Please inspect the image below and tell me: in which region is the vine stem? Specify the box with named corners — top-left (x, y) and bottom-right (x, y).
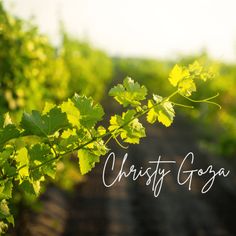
top-left (0, 90), bottom-right (179, 182)
top-left (172, 102), bottom-right (194, 109)
top-left (179, 93), bottom-right (221, 109)
top-left (0, 89), bottom-right (218, 182)
top-left (166, 90), bottom-right (179, 101)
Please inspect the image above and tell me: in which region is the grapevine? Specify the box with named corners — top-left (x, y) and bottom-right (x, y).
top-left (0, 61), bottom-right (219, 233)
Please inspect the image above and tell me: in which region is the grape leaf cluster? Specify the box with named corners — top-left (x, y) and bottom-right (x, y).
top-left (0, 61), bottom-right (216, 233)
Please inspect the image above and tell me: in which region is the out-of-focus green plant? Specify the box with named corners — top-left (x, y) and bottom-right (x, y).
top-left (0, 2), bottom-right (70, 114)
top-left (62, 32), bottom-right (113, 101)
top-left (0, 3), bottom-right (113, 116)
top-left (114, 58), bottom-right (172, 95)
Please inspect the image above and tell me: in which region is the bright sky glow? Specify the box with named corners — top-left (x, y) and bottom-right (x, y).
top-left (4, 0), bottom-right (236, 62)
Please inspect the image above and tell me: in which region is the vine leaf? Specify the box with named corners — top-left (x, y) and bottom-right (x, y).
top-left (42, 102), bottom-right (56, 115)
top-left (178, 78), bottom-right (196, 97)
top-left (15, 147), bottom-right (29, 178)
top-left (21, 107), bottom-right (70, 137)
top-left (109, 110), bottom-right (146, 144)
top-left (0, 200), bottom-right (10, 218)
top-left (29, 144), bottom-right (51, 164)
top-left (20, 180), bottom-right (40, 196)
top-left (29, 143), bottom-right (56, 179)
top-left (168, 64), bottom-right (197, 97)
top-left (0, 180), bottom-right (13, 200)
top-left (1, 163), bottom-right (16, 179)
top-left (0, 125), bottom-right (20, 148)
top-left (0, 62), bottom-right (219, 233)
top-left (72, 94), bottom-right (104, 128)
top-left (0, 199), bottom-right (14, 228)
top-left (109, 77), bottom-right (147, 107)
top-left (168, 65), bottom-right (189, 87)
top-left (189, 61), bottom-right (203, 75)
top-left (147, 100), bottom-right (175, 127)
top-left (77, 149), bottom-right (100, 175)
top-left (60, 99), bottom-right (80, 128)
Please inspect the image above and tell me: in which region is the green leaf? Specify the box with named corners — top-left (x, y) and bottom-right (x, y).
top-left (2, 113), bottom-right (13, 127)
top-left (15, 147), bottom-right (29, 178)
top-left (109, 110), bottom-right (146, 144)
top-left (153, 94), bottom-right (163, 103)
top-left (29, 144), bottom-right (56, 179)
top-left (60, 99), bottom-right (80, 128)
top-left (108, 110), bottom-right (135, 133)
top-left (21, 107), bottom-right (70, 137)
top-left (188, 61), bottom-right (202, 75)
top-left (42, 102), bottom-right (56, 114)
top-left (109, 77), bottom-right (147, 107)
top-left (147, 100), bottom-right (175, 127)
top-left (147, 100), bottom-right (158, 124)
top-left (0, 221), bottom-right (8, 234)
top-left (199, 70), bottom-right (215, 81)
top-left (0, 180), bottom-right (13, 200)
top-left (59, 129), bottom-right (79, 152)
top-left (0, 200), bottom-right (13, 226)
top-left (121, 119), bottom-right (146, 144)
top-left (178, 78), bottom-right (196, 97)
top-left (0, 200), bottom-right (10, 218)
top-left (97, 126), bottom-right (106, 136)
top-left (6, 214), bottom-right (14, 225)
top-left (0, 115), bottom-right (4, 129)
top-left (42, 163), bottom-right (56, 179)
top-left (0, 125), bottom-right (20, 148)
top-left (0, 148), bottom-right (13, 166)
top-left (157, 101), bottom-right (175, 127)
top-left (86, 139), bottom-right (108, 156)
top-left (1, 162), bottom-right (16, 178)
top-left (72, 94), bottom-right (104, 128)
top-left (29, 143), bottom-right (51, 164)
top-left (168, 65), bottom-right (189, 87)
top-left (20, 180), bottom-right (40, 196)
top-left (77, 149), bottom-right (100, 175)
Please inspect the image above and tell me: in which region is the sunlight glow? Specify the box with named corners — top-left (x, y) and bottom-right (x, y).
top-left (4, 0), bottom-right (236, 62)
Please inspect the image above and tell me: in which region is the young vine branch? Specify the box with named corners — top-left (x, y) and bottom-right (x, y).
top-left (0, 61), bottom-right (219, 233)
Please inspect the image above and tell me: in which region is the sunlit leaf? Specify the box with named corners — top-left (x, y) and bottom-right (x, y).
top-left (168, 64), bottom-right (189, 87)
top-left (21, 107), bottom-right (70, 137)
top-left (109, 77), bottom-right (147, 107)
top-left (72, 94), bottom-right (104, 128)
top-left (77, 149), bottom-right (100, 175)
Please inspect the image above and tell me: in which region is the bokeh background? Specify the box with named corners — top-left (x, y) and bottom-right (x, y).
top-left (1, 0), bottom-right (236, 235)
